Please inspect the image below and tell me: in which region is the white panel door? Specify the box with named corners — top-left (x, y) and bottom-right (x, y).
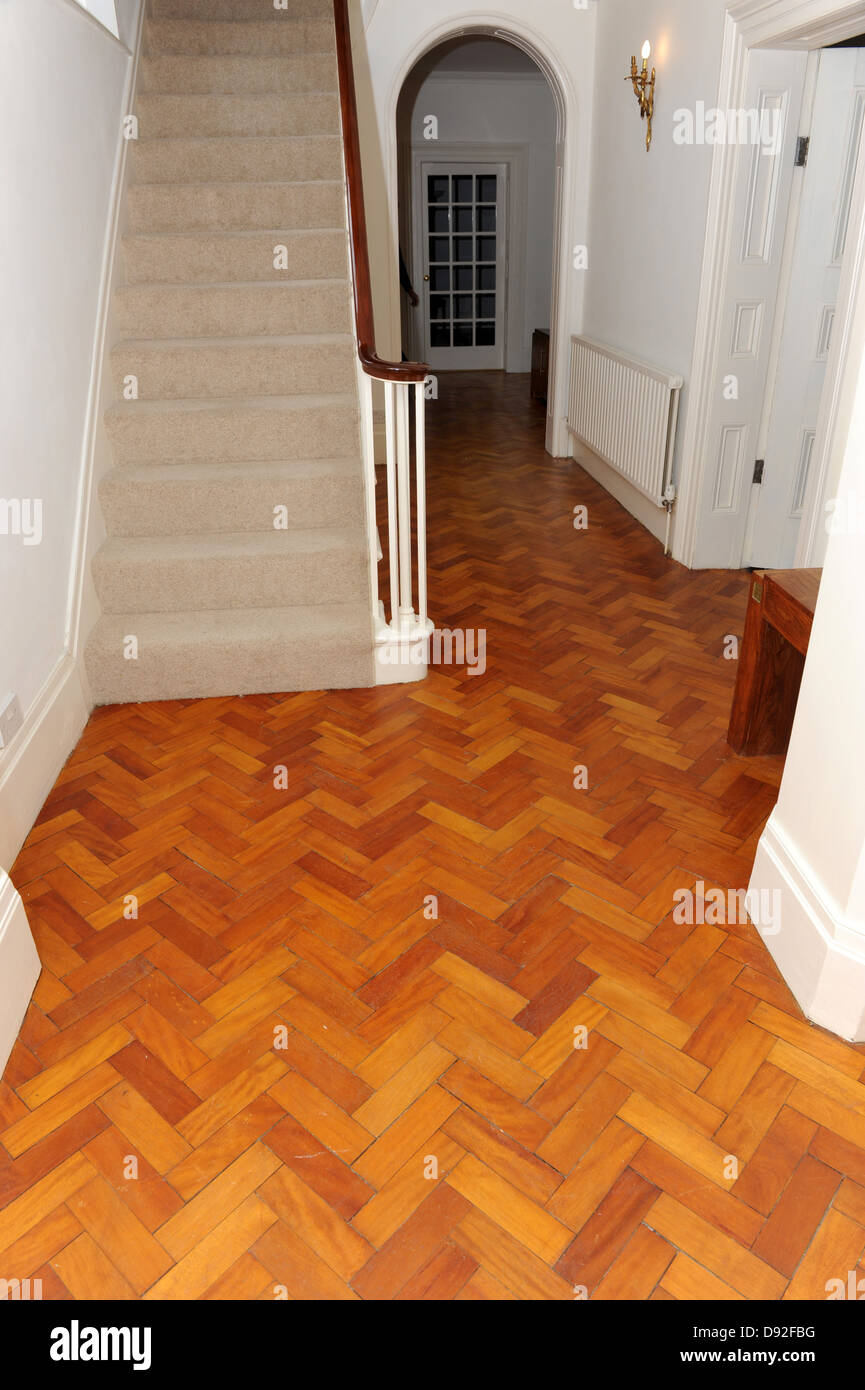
top-left (693, 50), bottom-right (808, 568)
top-left (418, 162), bottom-right (508, 371)
top-left (748, 51), bottom-right (865, 568)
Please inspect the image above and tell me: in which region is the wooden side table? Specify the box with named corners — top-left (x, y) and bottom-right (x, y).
top-left (727, 568), bottom-right (821, 756)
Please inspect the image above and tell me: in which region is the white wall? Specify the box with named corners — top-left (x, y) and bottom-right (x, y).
top-left (404, 70), bottom-right (557, 372)
top-left (749, 251), bottom-right (865, 1035)
top-left (0, 0), bottom-right (141, 870)
top-left (580, 0), bottom-right (729, 545)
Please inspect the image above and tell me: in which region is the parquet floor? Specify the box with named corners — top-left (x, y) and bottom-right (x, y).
top-left (5, 371), bottom-right (865, 1302)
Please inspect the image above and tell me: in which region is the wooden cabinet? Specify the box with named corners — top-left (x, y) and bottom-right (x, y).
top-left (727, 568), bottom-right (821, 756)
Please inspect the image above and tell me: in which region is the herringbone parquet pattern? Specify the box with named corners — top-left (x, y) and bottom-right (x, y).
top-left (4, 372), bottom-right (865, 1301)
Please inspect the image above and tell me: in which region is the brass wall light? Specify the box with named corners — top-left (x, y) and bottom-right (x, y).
top-left (627, 41), bottom-right (655, 152)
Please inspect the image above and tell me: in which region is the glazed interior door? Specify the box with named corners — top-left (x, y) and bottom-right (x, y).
top-left (748, 50), bottom-right (865, 568)
top-left (420, 162), bottom-right (507, 371)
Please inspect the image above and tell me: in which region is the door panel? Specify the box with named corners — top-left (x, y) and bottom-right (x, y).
top-left (419, 162), bottom-right (507, 370)
top-left (693, 50), bottom-right (808, 568)
top-left (749, 51), bottom-right (865, 568)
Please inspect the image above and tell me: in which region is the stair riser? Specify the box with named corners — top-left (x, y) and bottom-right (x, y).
top-left (93, 549), bottom-right (368, 613)
top-left (117, 283), bottom-right (352, 338)
top-left (122, 232), bottom-right (346, 284)
top-left (146, 19), bottom-right (334, 55)
top-left (139, 55), bottom-right (337, 94)
top-left (99, 472), bottom-right (364, 536)
top-left (130, 136), bottom-right (341, 185)
top-left (150, 0), bottom-right (333, 18)
top-left (111, 342), bottom-right (355, 400)
top-left (86, 639), bottom-right (372, 705)
top-left (105, 404), bottom-right (358, 464)
top-left (128, 182), bottom-right (344, 234)
top-left (135, 93), bottom-right (339, 139)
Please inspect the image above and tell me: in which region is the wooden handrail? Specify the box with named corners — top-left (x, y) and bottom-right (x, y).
top-left (333, 0), bottom-right (429, 384)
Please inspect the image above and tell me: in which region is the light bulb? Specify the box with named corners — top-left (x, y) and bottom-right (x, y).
top-left (642, 40), bottom-right (651, 61)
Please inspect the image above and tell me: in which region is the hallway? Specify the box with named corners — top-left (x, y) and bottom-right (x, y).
top-left (3, 371), bottom-right (864, 1301)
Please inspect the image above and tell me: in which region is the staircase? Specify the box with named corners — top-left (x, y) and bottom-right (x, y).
top-left (84, 0), bottom-right (376, 704)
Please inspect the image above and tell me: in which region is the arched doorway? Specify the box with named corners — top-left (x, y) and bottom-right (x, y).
top-left (385, 20), bottom-right (578, 458)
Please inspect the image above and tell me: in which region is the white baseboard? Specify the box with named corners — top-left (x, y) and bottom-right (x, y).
top-left (0, 874), bottom-right (41, 1079)
top-left (0, 654), bottom-right (90, 871)
top-left (750, 812), bottom-right (865, 1042)
top-left (570, 436), bottom-right (669, 548)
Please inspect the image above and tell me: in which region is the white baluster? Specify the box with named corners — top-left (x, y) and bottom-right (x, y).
top-left (414, 381), bottom-right (428, 632)
top-left (358, 371), bottom-right (380, 624)
top-left (383, 381), bottom-right (400, 628)
top-left (396, 385), bottom-right (413, 628)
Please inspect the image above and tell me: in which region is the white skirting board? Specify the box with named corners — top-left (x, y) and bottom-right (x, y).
top-left (750, 811), bottom-right (865, 1042)
top-left (0, 874), bottom-right (41, 1078)
top-left (0, 654), bottom-right (90, 871)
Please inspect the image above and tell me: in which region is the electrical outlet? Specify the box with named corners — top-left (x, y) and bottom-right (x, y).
top-left (0, 694), bottom-right (24, 750)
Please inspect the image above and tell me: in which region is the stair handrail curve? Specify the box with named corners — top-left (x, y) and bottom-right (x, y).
top-left (332, 0), bottom-right (428, 384)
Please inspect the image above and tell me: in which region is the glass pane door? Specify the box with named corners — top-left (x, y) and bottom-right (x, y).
top-left (420, 163), bottom-right (507, 371)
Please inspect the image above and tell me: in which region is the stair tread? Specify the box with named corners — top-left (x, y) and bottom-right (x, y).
top-left (123, 227), bottom-right (344, 239)
top-left (103, 458), bottom-right (361, 480)
top-left (106, 393), bottom-right (355, 415)
top-left (118, 277), bottom-right (348, 289)
top-left (132, 134), bottom-right (340, 145)
top-left (129, 178), bottom-right (342, 189)
top-left (113, 333), bottom-right (353, 350)
top-left (91, 604), bottom-right (371, 639)
top-left (97, 529), bottom-right (365, 557)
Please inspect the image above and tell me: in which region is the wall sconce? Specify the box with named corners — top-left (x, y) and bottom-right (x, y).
top-left (627, 40), bottom-right (655, 152)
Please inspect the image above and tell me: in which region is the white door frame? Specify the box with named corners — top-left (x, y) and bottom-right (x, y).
top-left (385, 14), bottom-right (581, 457)
top-left (675, 0), bottom-right (865, 568)
top-left (410, 142), bottom-right (529, 375)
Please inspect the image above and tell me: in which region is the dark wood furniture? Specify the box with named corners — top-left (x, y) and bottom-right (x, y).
top-left (531, 330), bottom-right (550, 402)
top-left (727, 568), bottom-right (821, 756)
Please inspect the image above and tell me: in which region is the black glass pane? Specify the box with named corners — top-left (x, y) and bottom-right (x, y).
top-left (431, 323), bottom-right (451, 347)
top-left (477, 175), bottom-right (497, 202)
top-left (429, 237), bottom-right (449, 263)
top-left (454, 267), bottom-right (473, 291)
top-left (475, 322), bottom-right (495, 346)
top-left (453, 323), bottom-right (473, 347)
top-left (453, 175), bottom-right (473, 203)
top-left (477, 237), bottom-right (496, 262)
top-left (428, 176), bottom-right (449, 204)
top-left (428, 207), bottom-right (450, 234)
top-left (477, 266), bottom-right (496, 291)
top-left (454, 238), bottom-right (473, 263)
top-left (429, 295), bottom-right (450, 321)
top-left (430, 267), bottom-right (450, 292)
top-left (478, 206), bottom-right (496, 232)
top-left (454, 207), bottom-right (474, 233)
top-left (477, 294), bottom-right (495, 319)
top-left (454, 295), bottom-right (473, 320)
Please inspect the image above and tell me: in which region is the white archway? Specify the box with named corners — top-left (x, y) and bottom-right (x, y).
top-left (384, 12), bottom-right (582, 456)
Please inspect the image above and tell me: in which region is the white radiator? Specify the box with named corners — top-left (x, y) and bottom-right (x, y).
top-left (567, 336), bottom-right (683, 507)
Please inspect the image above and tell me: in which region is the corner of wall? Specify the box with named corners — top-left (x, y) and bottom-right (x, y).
top-left (750, 812), bottom-right (865, 1043)
top-left (0, 872), bottom-right (42, 1078)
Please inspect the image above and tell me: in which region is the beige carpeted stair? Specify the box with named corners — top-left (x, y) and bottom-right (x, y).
top-left (85, 0), bottom-right (375, 704)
